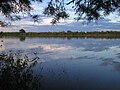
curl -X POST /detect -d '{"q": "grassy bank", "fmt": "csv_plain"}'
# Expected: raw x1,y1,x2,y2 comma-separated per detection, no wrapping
0,31,120,39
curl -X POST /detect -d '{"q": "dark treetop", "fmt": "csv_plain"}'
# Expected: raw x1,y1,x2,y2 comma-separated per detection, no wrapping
0,0,120,24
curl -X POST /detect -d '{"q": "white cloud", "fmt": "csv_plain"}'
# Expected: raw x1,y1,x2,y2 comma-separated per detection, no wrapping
105,13,120,23
0,2,120,32
0,18,120,32
28,44,73,51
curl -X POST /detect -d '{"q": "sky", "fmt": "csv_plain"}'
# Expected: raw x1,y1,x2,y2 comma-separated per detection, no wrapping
0,1,120,32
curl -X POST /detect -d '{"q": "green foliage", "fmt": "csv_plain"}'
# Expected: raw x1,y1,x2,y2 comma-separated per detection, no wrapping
43,0,69,24
0,0,119,23
69,0,120,21
1,31,120,39
0,52,41,90
0,0,40,16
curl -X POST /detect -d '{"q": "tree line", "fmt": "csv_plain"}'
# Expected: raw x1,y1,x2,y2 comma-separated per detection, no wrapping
0,31,120,39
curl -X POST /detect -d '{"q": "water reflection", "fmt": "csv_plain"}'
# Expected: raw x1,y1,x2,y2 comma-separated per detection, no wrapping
19,36,26,41
0,51,41,90
100,57,120,72
0,37,120,90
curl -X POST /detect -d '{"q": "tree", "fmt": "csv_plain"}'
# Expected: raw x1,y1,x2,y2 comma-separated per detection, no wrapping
0,0,120,24
19,29,26,33
0,52,41,90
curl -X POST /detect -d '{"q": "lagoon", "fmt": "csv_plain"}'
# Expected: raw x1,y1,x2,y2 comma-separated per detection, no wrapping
0,37,120,90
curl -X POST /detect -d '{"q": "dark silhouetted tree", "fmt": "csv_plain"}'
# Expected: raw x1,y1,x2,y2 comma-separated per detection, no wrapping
0,52,41,90
19,29,26,33
0,0,120,24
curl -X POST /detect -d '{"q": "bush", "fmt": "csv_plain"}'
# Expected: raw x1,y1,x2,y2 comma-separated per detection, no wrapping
0,52,41,90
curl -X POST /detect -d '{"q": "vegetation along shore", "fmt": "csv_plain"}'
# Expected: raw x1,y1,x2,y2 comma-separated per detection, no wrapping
0,30,120,39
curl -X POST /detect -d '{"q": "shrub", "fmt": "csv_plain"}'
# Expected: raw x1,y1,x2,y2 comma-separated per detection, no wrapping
0,52,41,90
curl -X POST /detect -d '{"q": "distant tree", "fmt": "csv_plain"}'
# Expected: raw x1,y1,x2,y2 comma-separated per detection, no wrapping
67,30,72,33
19,29,26,33
0,0,120,24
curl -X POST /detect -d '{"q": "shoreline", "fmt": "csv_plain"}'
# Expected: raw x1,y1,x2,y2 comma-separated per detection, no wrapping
0,31,120,39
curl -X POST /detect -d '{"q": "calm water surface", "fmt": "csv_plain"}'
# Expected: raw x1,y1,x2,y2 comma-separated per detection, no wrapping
0,37,120,90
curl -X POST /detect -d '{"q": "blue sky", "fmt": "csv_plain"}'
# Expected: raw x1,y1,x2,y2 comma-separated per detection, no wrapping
0,1,120,32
